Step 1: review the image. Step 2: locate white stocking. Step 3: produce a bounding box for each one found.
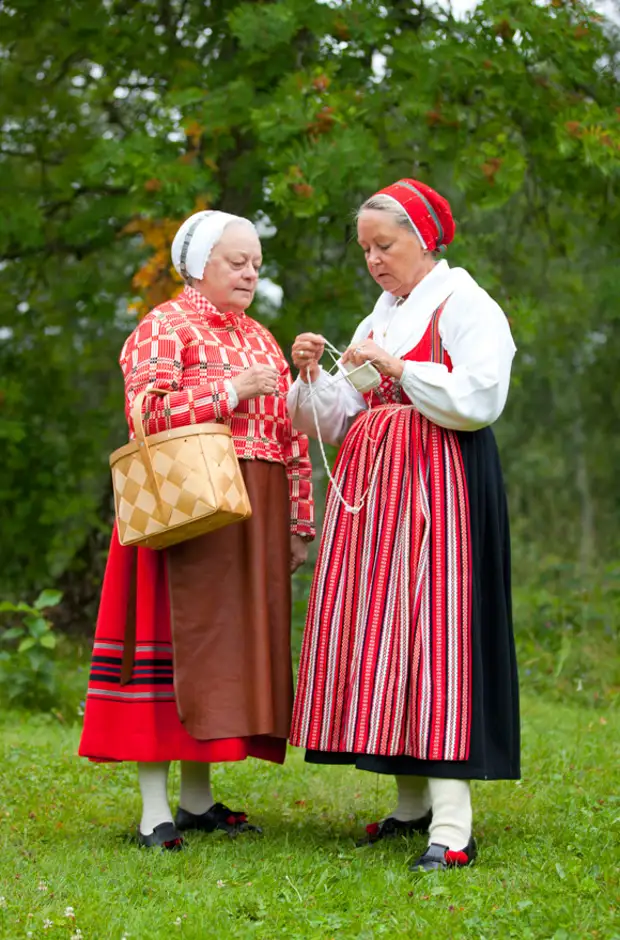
[392,775,431,821]
[137,762,173,835]
[427,778,472,850]
[179,761,214,815]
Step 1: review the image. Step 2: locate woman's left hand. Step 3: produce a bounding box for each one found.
[341,339,404,380]
[290,535,308,573]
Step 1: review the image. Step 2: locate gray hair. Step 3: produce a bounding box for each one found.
[356,193,412,230]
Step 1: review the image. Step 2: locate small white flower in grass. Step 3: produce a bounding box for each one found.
[174,917,182,926]
[216,880,226,888]
[43,919,53,929]
[65,906,76,918]
[71,931,83,940]
[38,882,48,892]
[0,897,6,908]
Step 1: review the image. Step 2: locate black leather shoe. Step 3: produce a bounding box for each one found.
[356,811,432,847]
[409,836,477,871]
[138,821,184,851]
[174,802,262,837]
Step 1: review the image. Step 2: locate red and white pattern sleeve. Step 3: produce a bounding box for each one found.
[120,313,234,437]
[281,365,315,540]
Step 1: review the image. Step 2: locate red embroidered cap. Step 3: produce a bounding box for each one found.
[375,178,456,252]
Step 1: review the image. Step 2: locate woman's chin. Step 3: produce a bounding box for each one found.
[374,274,399,293]
[230,292,254,312]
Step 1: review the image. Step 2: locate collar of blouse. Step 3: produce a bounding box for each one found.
[181,284,249,331]
[370,259,457,354]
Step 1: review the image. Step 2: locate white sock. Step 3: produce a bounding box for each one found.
[138,762,173,836]
[391,775,431,821]
[427,778,472,850]
[179,761,214,815]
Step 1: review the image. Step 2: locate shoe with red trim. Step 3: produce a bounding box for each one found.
[175,802,261,837]
[356,811,432,847]
[138,821,184,852]
[409,836,477,871]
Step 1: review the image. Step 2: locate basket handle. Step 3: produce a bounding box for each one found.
[130,387,169,520]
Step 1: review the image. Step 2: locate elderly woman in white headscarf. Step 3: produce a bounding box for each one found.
[79,211,315,851]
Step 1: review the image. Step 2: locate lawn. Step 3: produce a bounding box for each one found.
[0,692,618,940]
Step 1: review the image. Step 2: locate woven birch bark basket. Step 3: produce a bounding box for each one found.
[110,388,252,550]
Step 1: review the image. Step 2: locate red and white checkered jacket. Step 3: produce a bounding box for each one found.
[120,285,314,539]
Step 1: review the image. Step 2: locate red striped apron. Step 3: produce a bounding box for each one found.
[290,300,472,762]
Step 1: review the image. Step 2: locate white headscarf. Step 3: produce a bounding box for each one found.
[171,210,257,281]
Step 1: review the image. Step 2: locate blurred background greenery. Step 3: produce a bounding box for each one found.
[1,0,619,711]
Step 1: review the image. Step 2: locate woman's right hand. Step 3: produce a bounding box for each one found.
[292,333,325,383]
[231,364,280,402]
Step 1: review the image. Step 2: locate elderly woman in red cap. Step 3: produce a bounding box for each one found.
[288,179,519,871]
[79,210,314,850]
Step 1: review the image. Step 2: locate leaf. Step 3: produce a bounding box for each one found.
[23,616,49,638]
[18,637,36,653]
[0,601,35,614]
[39,634,57,650]
[34,590,63,610]
[556,862,566,880]
[0,627,25,641]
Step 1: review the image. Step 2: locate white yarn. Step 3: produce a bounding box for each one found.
[306,340,385,516]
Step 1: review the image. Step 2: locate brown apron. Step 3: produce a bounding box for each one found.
[165,460,293,741]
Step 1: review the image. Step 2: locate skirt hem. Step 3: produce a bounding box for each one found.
[302,747,520,781]
[79,732,287,765]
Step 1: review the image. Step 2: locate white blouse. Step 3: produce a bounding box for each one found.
[287,260,516,445]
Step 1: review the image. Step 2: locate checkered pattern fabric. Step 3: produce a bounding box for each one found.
[119,286,314,538]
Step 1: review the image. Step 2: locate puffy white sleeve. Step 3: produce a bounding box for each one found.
[399,290,516,431]
[287,319,370,446]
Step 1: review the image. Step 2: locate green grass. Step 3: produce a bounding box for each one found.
[0,695,619,939]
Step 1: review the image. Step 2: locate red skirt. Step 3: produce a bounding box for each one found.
[79,462,290,765]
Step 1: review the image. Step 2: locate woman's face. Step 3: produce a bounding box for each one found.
[357,210,429,297]
[197,223,262,313]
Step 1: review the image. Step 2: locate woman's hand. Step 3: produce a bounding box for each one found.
[341,339,404,380]
[290,534,308,573]
[292,333,325,384]
[231,364,280,402]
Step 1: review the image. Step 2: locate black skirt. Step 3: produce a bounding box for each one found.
[305,426,520,780]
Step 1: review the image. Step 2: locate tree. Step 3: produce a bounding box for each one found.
[0,0,619,607]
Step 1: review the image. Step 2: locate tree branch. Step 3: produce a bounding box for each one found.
[0,229,126,263]
[42,185,130,218]
[0,148,64,165]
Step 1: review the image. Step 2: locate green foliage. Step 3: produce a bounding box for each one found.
[0,589,64,708]
[513,559,620,705]
[0,0,619,607]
